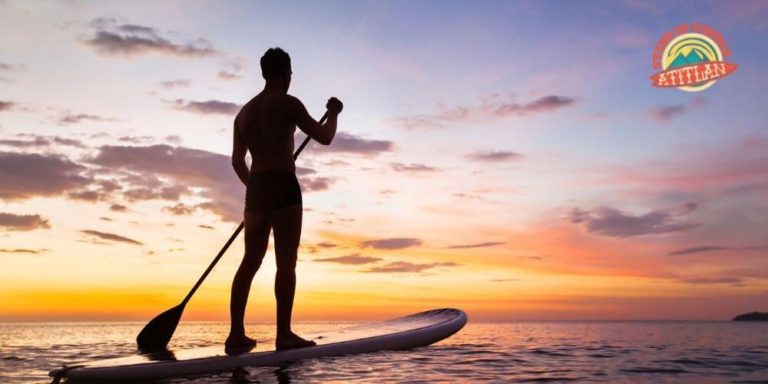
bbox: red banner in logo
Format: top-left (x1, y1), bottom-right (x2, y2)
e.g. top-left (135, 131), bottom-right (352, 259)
top-left (650, 62), bottom-right (737, 88)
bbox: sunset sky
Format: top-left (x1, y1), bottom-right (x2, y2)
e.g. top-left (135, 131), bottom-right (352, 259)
top-left (1, 0), bottom-right (767, 322)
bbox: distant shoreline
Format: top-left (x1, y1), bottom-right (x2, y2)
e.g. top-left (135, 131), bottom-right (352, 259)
top-left (732, 312), bottom-right (768, 321)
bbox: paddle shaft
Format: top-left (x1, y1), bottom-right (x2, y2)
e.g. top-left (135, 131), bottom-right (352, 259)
top-left (179, 111), bottom-right (328, 307)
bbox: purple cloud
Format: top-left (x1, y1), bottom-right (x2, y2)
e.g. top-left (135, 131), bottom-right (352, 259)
top-left (300, 176), bottom-right (334, 192)
top-left (173, 99), bottom-right (241, 115)
top-left (466, 150), bottom-right (523, 162)
top-left (0, 152), bottom-right (90, 200)
top-left (80, 229), bottom-right (142, 245)
top-left (159, 79), bottom-right (191, 88)
top-left (88, 144), bottom-right (243, 221)
top-left (0, 248), bottom-right (46, 254)
top-left (312, 132), bottom-right (394, 156)
top-left (668, 245), bottom-right (768, 256)
top-left (365, 261), bottom-right (458, 273)
top-left (391, 163), bottom-right (440, 172)
top-left (84, 18), bottom-right (218, 58)
top-left (668, 246), bottom-right (729, 256)
top-left (0, 212), bottom-right (50, 231)
top-left (315, 254), bottom-right (382, 265)
top-left (68, 190), bottom-right (105, 202)
top-left (0, 136), bottom-right (85, 148)
top-left (395, 94), bottom-right (576, 130)
top-left (58, 113), bottom-right (116, 125)
top-left (446, 241), bottom-right (506, 249)
top-left (648, 104), bottom-right (686, 122)
top-left (567, 203), bottom-right (699, 238)
top-left (648, 97), bottom-right (706, 122)
top-left (110, 204), bottom-right (128, 212)
top-left (678, 277), bottom-right (744, 285)
top-left (359, 237), bottom-right (422, 250)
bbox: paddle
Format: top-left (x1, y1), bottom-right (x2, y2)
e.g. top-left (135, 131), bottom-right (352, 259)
top-left (136, 112), bottom-right (328, 351)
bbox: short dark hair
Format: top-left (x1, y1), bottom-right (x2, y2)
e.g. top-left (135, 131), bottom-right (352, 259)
top-left (260, 47), bottom-right (291, 79)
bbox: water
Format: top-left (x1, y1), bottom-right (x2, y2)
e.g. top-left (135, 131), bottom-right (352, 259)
top-left (1, 321), bottom-right (767, 383)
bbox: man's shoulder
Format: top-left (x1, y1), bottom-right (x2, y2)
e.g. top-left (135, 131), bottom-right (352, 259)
top-left (282, 94), bottom-right (308, 114)
top-left (283, 93), bottom-right (303, 105)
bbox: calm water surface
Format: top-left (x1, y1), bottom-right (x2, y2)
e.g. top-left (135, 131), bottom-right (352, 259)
top-left (1, 321), bottom-right (767, 383)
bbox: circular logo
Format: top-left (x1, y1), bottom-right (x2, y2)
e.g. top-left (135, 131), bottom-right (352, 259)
top-left (650, 24), bottom-right (737, 92)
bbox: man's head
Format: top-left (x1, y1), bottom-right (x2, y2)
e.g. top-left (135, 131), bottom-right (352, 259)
top-left (260, 48), bottom-right (291, 90)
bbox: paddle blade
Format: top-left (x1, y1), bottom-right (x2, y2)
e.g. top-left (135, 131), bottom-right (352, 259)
top-left (136, 304), bottom-right (184, 351)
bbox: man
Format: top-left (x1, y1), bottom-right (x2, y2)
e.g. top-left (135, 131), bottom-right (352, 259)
top-left (227, 47), bottom-right (343, 351)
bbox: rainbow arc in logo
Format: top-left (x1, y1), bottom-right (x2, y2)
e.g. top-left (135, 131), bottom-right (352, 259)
top-left (650, 25), bottom-right (737, 92)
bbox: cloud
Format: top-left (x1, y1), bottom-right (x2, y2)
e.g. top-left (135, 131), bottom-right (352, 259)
top-left (495, 95), bottom-right (576, 116)
top-left (0, 152), bottom-right (90, 200)
top-left (80, 229), bottom-right (142, 245)
top-left (118, 136), bottom-right (154, 144)
top-left (315, 254), bottom-right (382, 265)
top-left (0, 135), bottom-right (85, 148)
top-left (173, 99), bottom-right (241, 115)
top-left (0, 213), bottom-right (50, 231)
top-left (395, 94), bottom-right (576, 130)
top-left (0, 248), bottom-right (46, 254)
top-left (567, 203), bottom-right (699, 238)
top-left (391, 163), bottom-right (440, 172)
top-left (0, 136), bottom-right (50, 147)
top-left (359, 237), bottom-right (422, 250)
top-left (124, 185), bottom-right (189, 201)
top-left (159, 79), bottom-right (191, 88)
top-left (58, 113), bottom-right (116, 125)
top-left (88, 144), bottom-right (243, 221)
top-left (667, 245), bottom-right (768, 256)
top-left (0, 101), bottom-right (15, 112)
top-left (647, 97), bottom-right (706, 122)
top-left (365, 261), bottom-right (458, 273)
top-left (0, 62), bottom-right (23, 83)
top-left (589, 136), bottom-right (768, 195)
top-left (648, 104), bottom-right (686, 122)
top-left (68, 190), bottom-right (105, 201)
top-left (466, 150), bottom-right (523, 162)
top-left (678, 277), bottom-right (744, 285)
top-left (218, 58), bottom-right (245, 80)
top-left (300, 176), bottom-right (334, 192)
top-left (109, 204), bottom-right (128, 212)
top-left (163, 203), bottom-right (196, 215)
top-left (668, 246), bottom-right (729, 256)
top-left (52, 137), bottom-right (86, 148)
top-left (446, 241), bottom-right (506, 249)
top-left (312, 132), bottom-right (394, 155)
top-left (84, 18), bottom-right (218, 58)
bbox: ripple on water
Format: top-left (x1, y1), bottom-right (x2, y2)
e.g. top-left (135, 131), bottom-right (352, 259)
top-left (2, 321), bottom-right (768, 383)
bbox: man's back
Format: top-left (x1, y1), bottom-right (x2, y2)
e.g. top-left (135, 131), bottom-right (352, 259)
top-left (236, 91), bottom-right (296, 173)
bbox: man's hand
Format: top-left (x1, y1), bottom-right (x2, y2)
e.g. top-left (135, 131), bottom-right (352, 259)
top-left (326, 97), bottom-right (343, 115)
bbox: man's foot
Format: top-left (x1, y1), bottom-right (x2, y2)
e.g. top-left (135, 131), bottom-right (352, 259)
top-left (276, 332), bottom-right (316, 350)
top-left (225, 334), bottom-right (257, 354)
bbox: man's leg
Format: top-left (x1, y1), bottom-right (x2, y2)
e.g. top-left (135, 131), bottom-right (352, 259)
top-left (271, 204), bottom-right (316, 349)
top-left (227, 210), bottom-right (271, 347)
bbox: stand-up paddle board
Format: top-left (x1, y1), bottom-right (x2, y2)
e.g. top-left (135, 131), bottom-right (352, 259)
top-left (49, 308), bottom-right (467, 382)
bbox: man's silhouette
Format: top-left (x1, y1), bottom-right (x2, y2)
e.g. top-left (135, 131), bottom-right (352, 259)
top-left (227, 47), bottom-right (342, 351)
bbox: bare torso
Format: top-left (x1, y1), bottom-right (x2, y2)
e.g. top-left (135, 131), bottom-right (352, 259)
top-left (236, 91), bottom-right (297, 174)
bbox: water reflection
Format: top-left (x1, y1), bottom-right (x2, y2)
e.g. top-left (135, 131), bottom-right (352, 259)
top-left (229, 363), bottom-right (294, 384)
top-left (3, 322), bottom-right (768, 383)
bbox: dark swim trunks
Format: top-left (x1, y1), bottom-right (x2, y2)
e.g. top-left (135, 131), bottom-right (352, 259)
top-left (245, 170), bottom-right (302, 213)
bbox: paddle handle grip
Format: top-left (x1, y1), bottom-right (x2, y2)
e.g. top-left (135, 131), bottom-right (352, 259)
top-left (180, 111), bottom-right (329, 306)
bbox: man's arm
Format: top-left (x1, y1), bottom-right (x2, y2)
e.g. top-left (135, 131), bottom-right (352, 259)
top-left (231, 114), bottom-right (249, 186)
top-left (288, 95), bottom-right (339, 145)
